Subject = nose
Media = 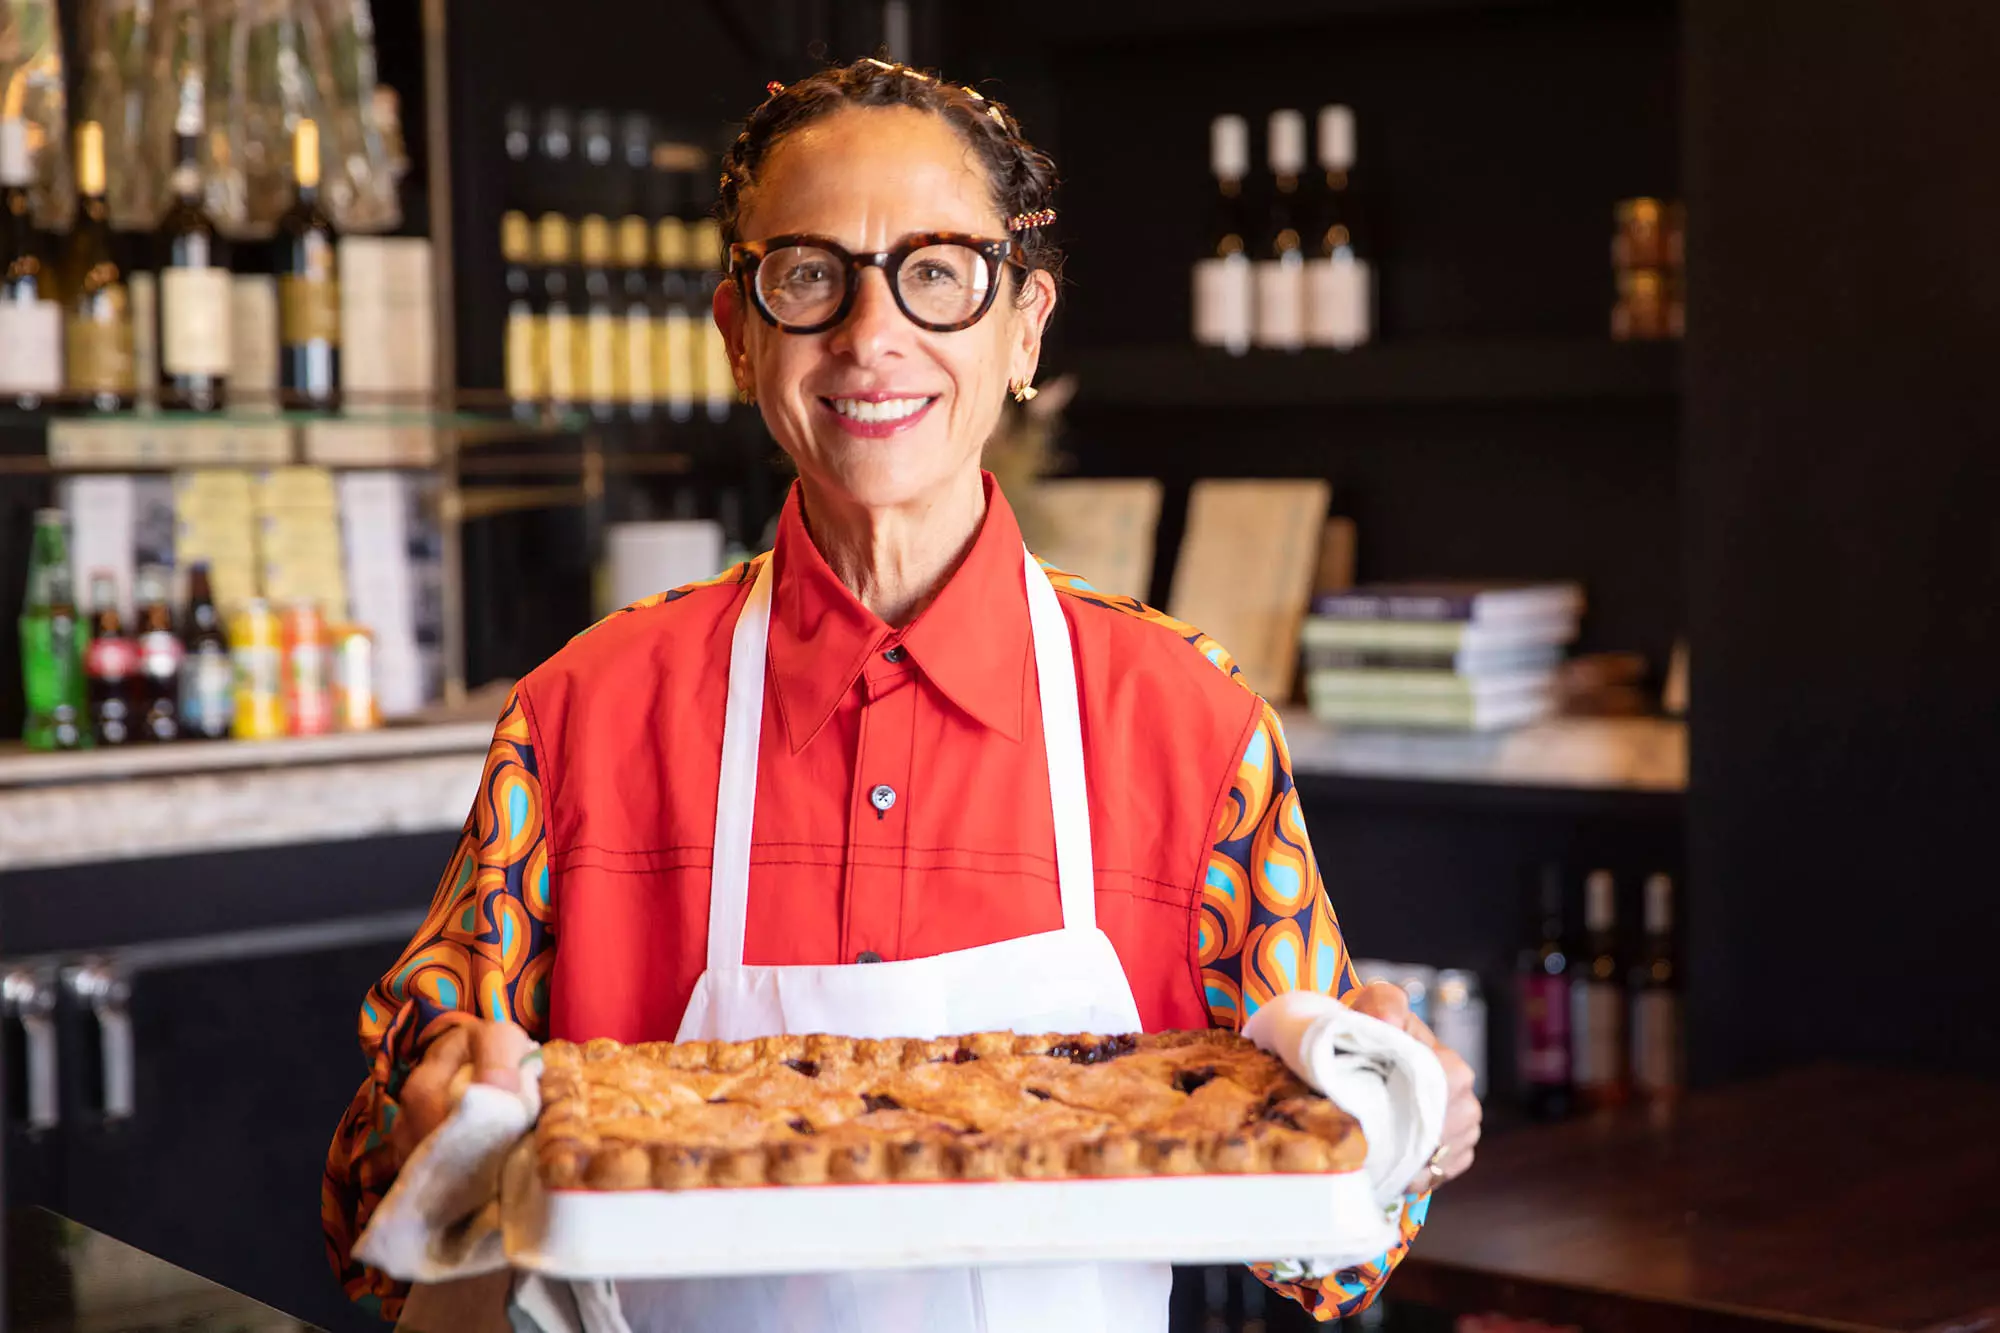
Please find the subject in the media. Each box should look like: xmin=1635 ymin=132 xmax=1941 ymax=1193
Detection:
xmin=828 ymin=264 xmax=908 ymax=363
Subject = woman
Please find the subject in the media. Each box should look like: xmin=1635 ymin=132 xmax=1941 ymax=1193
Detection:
xmin=324 ymin=58 xmax=1480 ymax=1330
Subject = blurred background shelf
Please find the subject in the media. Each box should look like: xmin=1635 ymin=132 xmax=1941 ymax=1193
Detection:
xmin=1284 ymin=712 xmax=1685 ymax=791
xmin=1055 ymin=339 xmax=1682 ymax=409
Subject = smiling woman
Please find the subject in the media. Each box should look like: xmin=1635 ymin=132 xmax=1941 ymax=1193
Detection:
xmin=324 ymin=56 xmax=1478 ymax=1333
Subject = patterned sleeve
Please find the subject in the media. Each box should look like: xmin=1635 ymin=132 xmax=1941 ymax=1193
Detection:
xmin=320 ymin=687 xmax=556 ymax=1321
xmin=1202 ymin=698 xmax=1432 ymax=1322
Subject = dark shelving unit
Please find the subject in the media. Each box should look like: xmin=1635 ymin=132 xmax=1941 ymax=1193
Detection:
xmin=1055 ymin=339 xmax=1681 ymax=408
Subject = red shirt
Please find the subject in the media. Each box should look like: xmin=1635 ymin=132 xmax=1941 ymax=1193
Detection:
xmin=542 ymin=475 xmax=1258 ymax=1039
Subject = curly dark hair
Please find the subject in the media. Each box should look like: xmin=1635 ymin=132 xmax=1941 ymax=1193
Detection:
xmin=717 ymin=58 xmax=1063 ymax=295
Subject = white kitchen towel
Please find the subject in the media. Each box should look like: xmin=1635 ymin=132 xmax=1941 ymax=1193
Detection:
xmin=353 ymin=1059 xmax=542 ymax=1284
xmin=1242 ymin=989 xmax=1449 ymax=1212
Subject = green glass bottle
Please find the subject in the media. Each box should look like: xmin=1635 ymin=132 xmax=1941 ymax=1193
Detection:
xmin=20 ymin=509 xmax=88 ymax=751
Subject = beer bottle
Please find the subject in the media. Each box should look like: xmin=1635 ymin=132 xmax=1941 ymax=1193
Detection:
xmin=83 ymin=571 xmax=136 ymax=746
xmin=19 ymin=510 xmax=86 ymax=751
xmin=180 ymin=561 xmax=233 ymax=740
xmin=133 ymin=565 xmax=184 ymax=742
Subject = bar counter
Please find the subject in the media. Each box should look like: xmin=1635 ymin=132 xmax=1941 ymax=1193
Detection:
xmin=1395 ymin=1065 xmax=2000 ymax=1333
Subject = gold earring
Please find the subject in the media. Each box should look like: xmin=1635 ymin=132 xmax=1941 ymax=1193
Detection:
xmin=739 ymin=383 xmax=758 ymax=405
xmin=1010 ymin=379 xmax=1039 ymax=403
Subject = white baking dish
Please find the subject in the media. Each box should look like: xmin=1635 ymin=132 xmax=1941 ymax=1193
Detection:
xmin=498 ymin=1146 xmax=1398 ymax=1280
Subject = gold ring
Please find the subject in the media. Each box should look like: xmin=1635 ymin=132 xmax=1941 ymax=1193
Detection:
xmin=1425 ymin=1144 xmax=1451 ymax=1186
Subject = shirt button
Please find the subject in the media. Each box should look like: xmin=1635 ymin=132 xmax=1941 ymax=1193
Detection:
xmin=883 ymin=644 xmax=906 ymax=663
xmin=855 ymin=950 xmax=884 ymax=964
xmin=869 ymin=783 xmax=897 ymax=813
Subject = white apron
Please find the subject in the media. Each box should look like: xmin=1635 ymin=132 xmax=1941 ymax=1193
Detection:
xmin=614 ymin=548 xmax=1173 ymax=1333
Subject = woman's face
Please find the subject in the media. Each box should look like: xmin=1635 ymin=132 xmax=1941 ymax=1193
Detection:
xmin=718 ymin=105 xmax=1057 ymax=515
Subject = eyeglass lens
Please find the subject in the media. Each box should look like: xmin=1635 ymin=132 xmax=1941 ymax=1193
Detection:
xmin=757 ymin=243 xmax=993 ymax=329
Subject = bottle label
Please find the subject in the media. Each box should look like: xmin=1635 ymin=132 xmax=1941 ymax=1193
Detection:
xmin=65 ymin=289 xmax=136 ymax=392
xmin=1253 ymin=256 xmax=1306 ymax=350
xmin=184 ymin=645 xmax=235 ymax=736
xmin=1308 ymin=255 xmax=1373 ymax=349
xmin=279 ymin=273 xmax=342 ymax=345
xmin=161 ymin=267 xmax=234 ymax=374
xmin=621 ymin=309 xmax=654 ymax=403
xmin=1571 ymin=978 xmax=1626 ymax=1087
xmin=659 ymin=310 xmax=695 ymax=406
xmin=584 ymin=312 xmax=618 ymax=404
xmin=545 ymin=311 xmax=578 ymax=399
xmin=85 ymin=635 xmax=137 ymax=680
xmin=1432 ymin=997 xmax=1487 ymax=1100
xmin=140 ymin=628 xmax=185 ymax=680
xmin=1192 ymin=255 xmax=1253 ymax=353
xmin=288 ymin=642 xmax=331 ymax=735
xmin=506 ymin=310 xmax=543 ymax=401
xmin=0 ymin=300 xmax=64 ymax=393
xmin=1516 ymin=973 xmax=1570 ymax=1085
xmin=1632 ymin=990 xmax=1683 ymax=1094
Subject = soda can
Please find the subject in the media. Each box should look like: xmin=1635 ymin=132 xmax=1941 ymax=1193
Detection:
xmin=1433 ymin=969 xmax=1489 ymax=1099
xmin=281 ymin=600 xmax=332 ymax=736
xmin=332 ymin=625 xmax=381 ymax=731
xmin=229 ymin=599 xmax=286 ymax=740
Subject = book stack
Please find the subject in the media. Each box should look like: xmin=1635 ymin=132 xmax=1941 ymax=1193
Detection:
xmin=1301 ymin=582 xmax=1584 ymax=730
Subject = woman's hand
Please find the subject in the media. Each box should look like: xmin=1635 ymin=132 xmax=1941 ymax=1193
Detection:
xmin=1349 ymin=980 xmax=1482 ymax=1193
xmin=388 ymin=1018 xmax=535 ymax=1167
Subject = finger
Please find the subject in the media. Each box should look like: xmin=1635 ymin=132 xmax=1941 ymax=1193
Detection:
xmin=1439 ymin=1048 xmax=1477 ymax=1098
xmin=391 ymin=1025 xmax=472 ymax=1159
xmin=1348 ymin=981 xmax=1411 ymax=1024
xmin=473 ymin=1020 xmax=535 ymax=1092
xmin=1444 ymin=1097 xmax=1482 ymax=1144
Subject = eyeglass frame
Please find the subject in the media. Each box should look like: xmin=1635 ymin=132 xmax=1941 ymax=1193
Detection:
xmin=727 ymin=231 xmax=1021 ymax=335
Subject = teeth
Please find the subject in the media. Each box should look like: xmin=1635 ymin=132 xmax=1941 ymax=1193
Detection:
xmin=830 ymin=396 xmax=930 ymax=424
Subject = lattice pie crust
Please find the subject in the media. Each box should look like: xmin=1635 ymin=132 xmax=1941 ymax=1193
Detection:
xmin=536 ymin=1030 xmax=1366 ymax=1190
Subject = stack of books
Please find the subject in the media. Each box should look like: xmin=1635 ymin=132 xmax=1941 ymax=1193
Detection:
xmin=1300 ymin=582 xmax=1584 ymax=730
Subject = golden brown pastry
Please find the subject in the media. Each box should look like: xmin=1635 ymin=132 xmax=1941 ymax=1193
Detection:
xmin=533 ymin=1029 xmax=1366 ymax=1190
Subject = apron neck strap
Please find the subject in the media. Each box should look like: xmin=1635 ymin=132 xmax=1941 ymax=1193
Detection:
xmin=706 ymin=546 xmax=1098 ymax=971
xmin=707 ymin=555 xmax=773 ymax=971
xmin=1022 ymin=548 xmax=1098 ymax=934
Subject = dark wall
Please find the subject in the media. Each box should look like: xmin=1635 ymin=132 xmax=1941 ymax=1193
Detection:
xmin=1682 ymin=0 xmax=2000 ymax=1080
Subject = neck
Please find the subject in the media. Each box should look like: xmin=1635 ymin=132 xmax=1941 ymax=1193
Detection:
xmin=797 ymin=470 xmax=988 ymax=627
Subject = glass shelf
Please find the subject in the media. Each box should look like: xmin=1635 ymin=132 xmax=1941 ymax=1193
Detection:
xmin=0 ymin=402 xmax=589 ymax=470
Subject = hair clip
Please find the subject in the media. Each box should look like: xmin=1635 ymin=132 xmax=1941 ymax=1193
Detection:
xmin=765 ymin=80 xmax=786 ymax=97
xmin=1007 ymin=207 xmax=1056 ymax=232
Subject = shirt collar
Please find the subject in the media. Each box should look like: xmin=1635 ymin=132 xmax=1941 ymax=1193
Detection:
xmin=767 ymin=472 xmax=1032 ymax=752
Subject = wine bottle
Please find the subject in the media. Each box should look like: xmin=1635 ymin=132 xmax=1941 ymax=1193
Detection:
xmin=157 ymin=65 xmax=232 ymax=413
xmin=1254 ymin=110 xmax=1307 ymax=352
xmin=1516 ymin=865 xmax=1573 ymax=1119
xmin=579 ymin=110 xmax=616 ymax=217
xmin=1307 ymin=104 xmax=1373 ymax=350
xmin=502 ymin=209 xmax=541 ymax=416
xmin=62 ymin=121 xmax=136 ymax=412
xmin=538 ymin=108 xmax=577 ymax=218
xmin=578 ymin=214 xmax=618 ymax=422
xmin=538 ymin=213 xmax=579 ymax=411
xmin=655 ymin=204 xmax=695 ymax=424
xmin=275 ymin=118 xmax=341 ymax=408
xmin=1 ymin=117 xmax=62 ymax=408
xmin=691 ymin=211 xmax=732 ymax=423
xmin=502 ymin=104 xmax=534 ymax=210
xmin=1571 ymin=869 xmax=1630 ymax=1109
xmin=616 ymin=214 xmax=656 ymax=421
xmin=1630 ymin=872 xmax=1683 ymax=1100
xmin=1192 ymin=114 xmax=1253 ymax=356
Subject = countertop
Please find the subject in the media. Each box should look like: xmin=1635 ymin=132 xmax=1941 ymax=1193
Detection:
xmin=4 ymin=1208 xmax=316 ymax=1333
xmin=1393 ymin=1065 xmax=2000 ymax=1333
xmin=0 ymin=714 xmax=1686 ymax=872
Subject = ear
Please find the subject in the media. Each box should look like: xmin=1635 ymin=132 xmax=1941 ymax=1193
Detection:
xmin=1007 ymin=269 xmax=1058 ymax=388
xmin=713 ymin=279 xmax=754 ymax=396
